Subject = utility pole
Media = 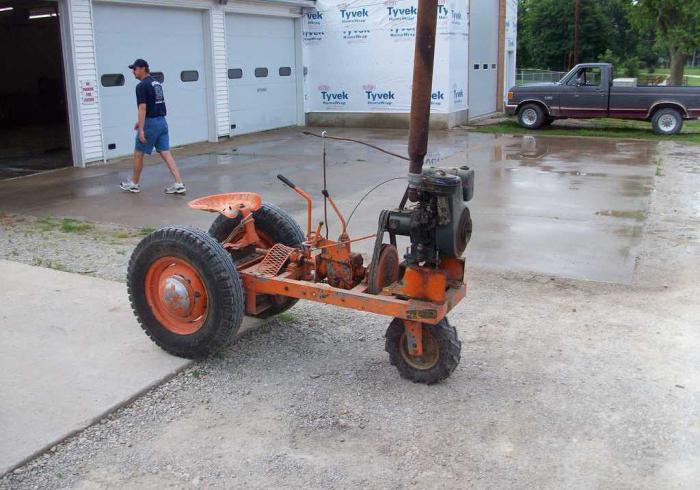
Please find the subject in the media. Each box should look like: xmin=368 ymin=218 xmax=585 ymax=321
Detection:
xmin=573 ymin=0 xmax=580 ymax=65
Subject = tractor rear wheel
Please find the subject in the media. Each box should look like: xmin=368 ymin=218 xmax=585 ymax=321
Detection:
xmin=209 ymin=202 xmax=305 ymax=318
xmin=127 ymin=226 xmax=244 ymax=358
xmin=385 ymin=317 xmax=461 ymax=384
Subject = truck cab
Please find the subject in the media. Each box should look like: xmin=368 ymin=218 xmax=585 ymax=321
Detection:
xmin=557 ymin=63 xmax=611 ymax=117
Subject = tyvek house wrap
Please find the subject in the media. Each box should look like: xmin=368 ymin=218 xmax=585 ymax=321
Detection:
xmin=302 ymin=0 xmax=469 ymax=114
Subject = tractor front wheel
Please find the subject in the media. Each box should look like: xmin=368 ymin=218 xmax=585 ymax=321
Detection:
xmin=385 ymin=317 xmax=461 ymax=384
xmin=127 ymin=226 xmax=244 ymax=359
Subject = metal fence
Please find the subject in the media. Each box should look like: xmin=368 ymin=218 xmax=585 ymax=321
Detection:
xmin=516 ymin=69 xmax=568 ymax=85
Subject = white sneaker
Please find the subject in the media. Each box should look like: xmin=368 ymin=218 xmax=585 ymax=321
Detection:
xmin=120 ymin=181 xmax=140 ymax=193
xmin=165 ymin=182 xmax=186 ymax=194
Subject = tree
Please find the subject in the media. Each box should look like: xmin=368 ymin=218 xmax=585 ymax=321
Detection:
xmin=631 ymin=0 xmax=700 ymax=85
xmin=520 ymin=0 xmax=614 ymax=70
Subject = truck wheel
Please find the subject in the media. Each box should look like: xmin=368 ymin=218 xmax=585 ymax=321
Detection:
xmin=651 ymin=108 xmax=683 ymax=135
xmin=127 ymin=226 xmax=244 ymax=359
xmin=517 ymin=103 xmax=546 ymax=130
xmin=209 ymin=202 xmax=305 ymax=319
xmin=385 ymin=318 xmax=461 ymax=384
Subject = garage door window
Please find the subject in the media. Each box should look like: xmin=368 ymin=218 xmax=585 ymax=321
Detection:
xmin=254 ymin=68 xmax=268 ymax=78
xmin=180 ymin=70 xmax=199 ymax=82
xmin=279 ymin=67 xmax=292 ymax=77
xmin=228 ymin=68 xmax=243 ymax=79
xmin=101 ymin=74 xmax=125 ymax=87
xmin=151 ymin=72 xmax=165 ymax=83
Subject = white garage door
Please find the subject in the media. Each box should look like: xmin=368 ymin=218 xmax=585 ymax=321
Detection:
xmin=94 ymin=3 xmax=209 ymax=158
xmin=468 ymin=0 xmax=499 ymax=119
xmin=226 ymin=14 xmax=298 ymax=135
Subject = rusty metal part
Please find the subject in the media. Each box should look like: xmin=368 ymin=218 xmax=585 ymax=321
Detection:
xmin=277 ymin=174 xmax=313 ymax=239
xmin=240 ymin=269 xmax=466 ymax=324
xmin=401 ymin=322 xmax=443 ymax=366
xmin=322 ymin=190 xmax=347 ymax=235
xmin=188 ymin=192 xmax=261 ymax=219
xmin=402 ymin=320 xmax=425 ymax=357
xmin=386 ymin=257 xmax=465 ymax=303
xmin=407 ymin=0 xmax=439 ymax=198
xmin=314 ymin=234 xmax=365 ymax=289
xmin=254 ymin=243 xmax=297 ymax=276
xmin=312 ymin=233 xmax=376 ymax=251
xmin=367 ymin=244 xmax=400 ymax=295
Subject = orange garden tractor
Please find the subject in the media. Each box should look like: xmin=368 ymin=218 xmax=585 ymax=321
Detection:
xmin=127 ymin=0 xmax=475 ymax=384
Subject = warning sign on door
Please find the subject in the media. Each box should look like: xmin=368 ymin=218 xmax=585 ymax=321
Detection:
xmin=80 ymin=80 xmax=97 ymax=105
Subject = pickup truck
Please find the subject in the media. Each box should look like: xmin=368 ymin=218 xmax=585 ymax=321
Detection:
xmin=505 ymin=63 xmax=700 ymax=135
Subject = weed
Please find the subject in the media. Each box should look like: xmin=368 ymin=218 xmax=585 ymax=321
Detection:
xmin=139 ymin=227 xmax=156 ymax=236
xmin=276 ymin=312 xmax=298 ymax=324
xmin=191 ymin=369 xmax=206 ymax=379
xmin=32 ymin=257 xmax=72 ymax=272
xmin=655 ymin=159 xmax=664 ymax=177
xmin=60 ymin=219 xmax=94 ymax=234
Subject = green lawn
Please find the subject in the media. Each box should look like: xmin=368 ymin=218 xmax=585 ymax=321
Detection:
xmin=653 ymin=67 xmax=700 ymax=86
xmin=471 ymin=118 xmax=700 ymax=144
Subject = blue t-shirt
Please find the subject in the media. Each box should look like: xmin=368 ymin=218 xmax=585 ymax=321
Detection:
xmin=135 ymin=75 xmax=167 ymax=118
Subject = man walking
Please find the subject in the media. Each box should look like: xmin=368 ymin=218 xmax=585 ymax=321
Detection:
xmin=120 ymin=59 xmax=186 ymax=194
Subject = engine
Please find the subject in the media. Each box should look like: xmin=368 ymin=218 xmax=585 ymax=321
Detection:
xmin=384 ymin=166 xmax=474 ymax=265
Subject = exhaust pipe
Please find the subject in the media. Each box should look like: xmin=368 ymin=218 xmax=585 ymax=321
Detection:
xmin=407 ymin=0 xmax=438 ymax=201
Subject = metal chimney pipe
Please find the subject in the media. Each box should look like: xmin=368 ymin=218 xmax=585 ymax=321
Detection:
xmin=407 ymin=0 xmax=438 ymax=200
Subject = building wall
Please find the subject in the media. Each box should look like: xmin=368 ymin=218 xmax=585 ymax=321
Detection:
xmin=302 ymin=0 xmax=469 ymax=127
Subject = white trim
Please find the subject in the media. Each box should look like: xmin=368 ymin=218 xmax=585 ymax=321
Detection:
xmin=294 ymin=17 xmax=304 ymax=125
xmin=210 ymin=6 xmax=231 ymax=137
xmin=224 ymin=2 xmax=302 ymax=18
xmin=203 ymin=8 xmax=218 ymax=142
xmin=58 ymin=0 xmax=84 ymax=167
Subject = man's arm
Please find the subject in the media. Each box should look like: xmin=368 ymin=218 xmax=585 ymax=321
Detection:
xmin=136 ymin=103 xmax=147 ymax=143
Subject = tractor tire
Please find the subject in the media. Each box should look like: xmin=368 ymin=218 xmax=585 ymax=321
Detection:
xmin=127 ymin=226 xmax=244 ymax=359
xmin=517 ymin=103 xmax=546 ymax=130
xmin=209 ymin=202 xmax=305 ymax=319
xmin=651 ymin=108 xmax=683 ymax=135
xmin=385 ymin=317 xmax=461 ymax=384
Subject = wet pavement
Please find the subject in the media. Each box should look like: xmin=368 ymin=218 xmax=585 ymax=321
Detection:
xmin=0 ymin=128 xmax=658 ymax=284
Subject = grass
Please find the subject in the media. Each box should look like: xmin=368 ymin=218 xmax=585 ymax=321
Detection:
xmin=35 ymin=217 xmax=94 ymax=234
xmin=32 ymin=257 xmax=72 ymax=273
xmin=471 ymin=118 xmax=700 ymax=144
xmin=276 ymin=312 xmax=298 ymax=324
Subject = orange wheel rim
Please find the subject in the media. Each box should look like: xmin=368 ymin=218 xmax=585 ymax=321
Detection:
xmin=144 ymin=256 xmax=208 ymax=335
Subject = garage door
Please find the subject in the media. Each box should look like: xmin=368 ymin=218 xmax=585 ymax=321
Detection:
xmin=468 ymin=0 xmax=499 ymax=119
xmin=94 ymin=3 xmax=209 ymax=158
xmin=226 ymin=14 xmax=298 ymax=135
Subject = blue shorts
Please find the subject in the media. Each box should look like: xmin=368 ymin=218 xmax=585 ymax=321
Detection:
xmin=135 ymin=116 xmax=170 ymax=155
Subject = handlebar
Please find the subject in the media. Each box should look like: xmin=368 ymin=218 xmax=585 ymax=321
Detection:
xmin=276 ymin=174 xmax=296 ymax=189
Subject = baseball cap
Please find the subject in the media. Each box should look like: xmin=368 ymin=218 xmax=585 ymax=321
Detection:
xmin=128 ymin=59 xmax=149 ymax=69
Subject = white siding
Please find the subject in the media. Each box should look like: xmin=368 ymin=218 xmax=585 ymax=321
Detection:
xmin=69 ymin=0 xmax=104 ymax=163
xmin=211 ymin=7 xmax=230 ymax=137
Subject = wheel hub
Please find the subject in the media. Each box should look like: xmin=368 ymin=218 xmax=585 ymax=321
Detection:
xmin=145 ymin=256 xmax=208 ymax=335
xmin=161 ymin=275 xmax=193 ymax=317
xmin=522 ymin=108 xmax=537 ymax=126
xmin=660 ymin=114 xmax=676 ymax=131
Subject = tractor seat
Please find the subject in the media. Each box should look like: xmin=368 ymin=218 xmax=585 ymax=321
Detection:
xmin=188 ymin=192 xmax=262 ymax=219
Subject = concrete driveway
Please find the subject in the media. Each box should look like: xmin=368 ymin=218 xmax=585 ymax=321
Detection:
xmin=0 ymin=128 xmax=656 ymax=284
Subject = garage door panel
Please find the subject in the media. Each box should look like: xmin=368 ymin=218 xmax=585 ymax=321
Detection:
xmin=468 ymin=0 xmax=499 ymax=119
xmin=94 ymin=4 xmax=209 ymax=158
xmin=226 ymin=14 xmax=298 ymax=136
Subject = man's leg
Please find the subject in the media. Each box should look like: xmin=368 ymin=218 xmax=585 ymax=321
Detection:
xmin=158 ymin=150 xmax=183 ymax=183
xmin=132 ymin=150 xmax=145 ymax=184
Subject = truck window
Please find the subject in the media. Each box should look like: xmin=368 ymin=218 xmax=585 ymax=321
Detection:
xmin=568 ymin=67 xmax=602 ymax=87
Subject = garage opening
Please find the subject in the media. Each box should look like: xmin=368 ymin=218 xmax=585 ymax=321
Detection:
xmin=0 ymin=1 xmax=71 ymax=179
